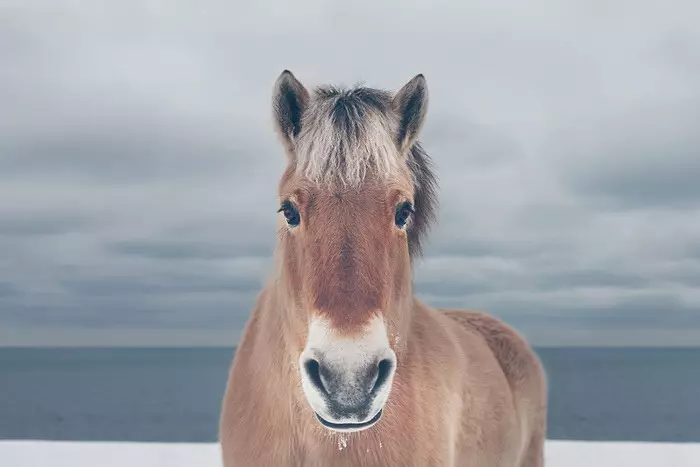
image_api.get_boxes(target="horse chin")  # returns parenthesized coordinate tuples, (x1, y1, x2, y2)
(314, 409, 383, 433)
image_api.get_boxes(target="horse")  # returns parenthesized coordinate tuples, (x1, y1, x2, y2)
(219, 70, 547, 466)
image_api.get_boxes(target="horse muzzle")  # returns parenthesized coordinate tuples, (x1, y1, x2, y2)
(298, 315, 397, 432)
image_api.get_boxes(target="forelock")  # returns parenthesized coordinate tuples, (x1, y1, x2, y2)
(294, 85, 401, 186)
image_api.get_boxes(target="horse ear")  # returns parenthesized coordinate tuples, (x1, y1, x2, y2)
(272, 70, 310, 155)
(392, 74, 428, 154)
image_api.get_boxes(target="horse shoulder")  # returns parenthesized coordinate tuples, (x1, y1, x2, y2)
(439, 307, 548, 449)
(439, 309, 544, 391)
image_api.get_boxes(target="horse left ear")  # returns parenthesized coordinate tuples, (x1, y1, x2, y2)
(392, 74, 428, 154)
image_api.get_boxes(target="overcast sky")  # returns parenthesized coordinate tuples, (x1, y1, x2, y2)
(1, 0, 699, 346)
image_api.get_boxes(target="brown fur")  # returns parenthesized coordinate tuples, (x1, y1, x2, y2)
(219, 72, 547, 466)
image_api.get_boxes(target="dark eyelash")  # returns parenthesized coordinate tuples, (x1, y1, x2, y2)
(277, 201, 292, 213)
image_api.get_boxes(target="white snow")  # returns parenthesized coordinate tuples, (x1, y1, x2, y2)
(0, 440, 698, 466)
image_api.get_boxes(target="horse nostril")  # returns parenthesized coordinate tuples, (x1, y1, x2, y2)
(371, 358, 394, 394)
(304, 359, 328, 395)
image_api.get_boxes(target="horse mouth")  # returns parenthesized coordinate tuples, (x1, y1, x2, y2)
(315, 409, 383, 432)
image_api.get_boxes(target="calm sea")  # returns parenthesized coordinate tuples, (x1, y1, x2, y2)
(0, 347, 698, 442)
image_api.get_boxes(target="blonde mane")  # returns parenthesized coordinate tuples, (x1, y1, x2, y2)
(294, 86, 401, 187)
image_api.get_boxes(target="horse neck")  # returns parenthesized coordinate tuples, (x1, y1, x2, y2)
(253, 283, 298, 362)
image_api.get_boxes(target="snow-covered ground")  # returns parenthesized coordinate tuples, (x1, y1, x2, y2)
(1, 440, 698, 466)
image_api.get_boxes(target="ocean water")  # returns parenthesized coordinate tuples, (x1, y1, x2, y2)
(0, 347, 698, 443)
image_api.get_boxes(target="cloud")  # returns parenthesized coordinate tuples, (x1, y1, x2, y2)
(0, 0, 699, 346)
(550, 100, 700, 210)
(0, 283, 18, 297)
(0, 212, 100, 236)
(0, 126, 239, 183)
(107, 239, 267, 261)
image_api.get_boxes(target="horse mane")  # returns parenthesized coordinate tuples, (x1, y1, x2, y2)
(406, 142, 438, 257)
(292, 84, 437, 258)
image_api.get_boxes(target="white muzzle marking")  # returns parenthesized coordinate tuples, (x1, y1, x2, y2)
(299, 315, 397, 432)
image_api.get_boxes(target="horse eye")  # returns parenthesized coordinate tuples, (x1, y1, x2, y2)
(395, 202, 414, 229)
(278, 201, 300, 227)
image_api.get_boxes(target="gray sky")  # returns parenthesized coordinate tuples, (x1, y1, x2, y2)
(1, 0, 699, 346)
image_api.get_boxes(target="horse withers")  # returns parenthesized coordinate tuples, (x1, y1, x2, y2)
(219, 71, 547, 466)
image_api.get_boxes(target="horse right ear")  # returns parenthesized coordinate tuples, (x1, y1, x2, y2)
(272, 70, 310, 155)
